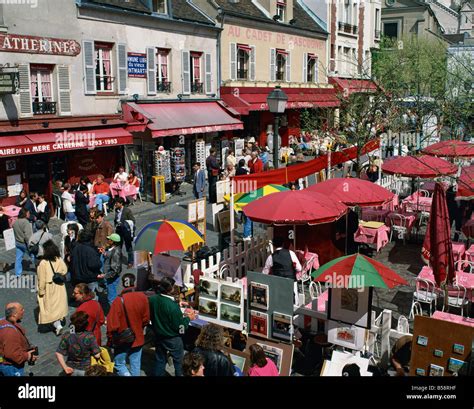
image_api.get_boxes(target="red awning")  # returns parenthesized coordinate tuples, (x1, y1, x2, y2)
(220, 86, 340, 115)
(329, 77, 378, 96)
(0, 127, 132, 158)
(124, 101, 243, 138)
(237, 44, 252, 52)
(276, 48, 288, 55)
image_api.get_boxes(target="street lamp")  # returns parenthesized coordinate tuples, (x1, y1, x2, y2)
(267, 86, 288, 168)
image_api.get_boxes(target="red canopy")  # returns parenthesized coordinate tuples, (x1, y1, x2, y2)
(422, 140, 474, 158)
(306, 178, 394, 207)
(243, 190, 348, 225)
(422, 183, 455, 286)
(456, 165, 474, 200)
(232, 139, 380, 193)
(381, 155, 458, 178)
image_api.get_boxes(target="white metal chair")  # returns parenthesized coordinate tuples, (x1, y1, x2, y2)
(411, 301, 423, 318)
(309, 281, 323, 300)
(297, 255, 317, 305)
(389, 214, 408, 244)
(409, 278, 438, 319)
(418, 189, 431, 198)
(455, 259, 474, 274)
(396, 315, 410, 334)
(443, 283, 469, 317)
(52, 193, 62, 219)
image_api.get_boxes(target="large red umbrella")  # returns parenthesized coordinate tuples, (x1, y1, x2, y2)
(421, 183, 455, 286)
(456, 165, 474, 200)
(243, 190, 348, 225)
(381, 155, 458, 178)
(306, 178, 394, 207)
(423, 140, 474, 158)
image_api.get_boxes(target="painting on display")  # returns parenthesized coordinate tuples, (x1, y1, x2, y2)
(249, 282, 269, 310)
(250, 310, 268, 338)
(327, 320, 366, 351)
(272, 312, 293, 342)
(328, 287, 373, 329)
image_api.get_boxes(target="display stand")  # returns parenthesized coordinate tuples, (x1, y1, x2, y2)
(187, 197, 207, 257)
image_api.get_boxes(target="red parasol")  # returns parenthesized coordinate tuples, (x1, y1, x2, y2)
(243, 190, 348, 225)
(456, 165, 474, 201)
(423, 140, 474, 158)
(421, 183, 455, 286)
(381, 155, 458, 178)
(305, 178, 394, 207)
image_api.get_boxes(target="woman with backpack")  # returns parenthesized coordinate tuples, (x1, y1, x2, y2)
(37, 240, 68, 336)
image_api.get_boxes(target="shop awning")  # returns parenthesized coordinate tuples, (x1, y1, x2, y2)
(0, 127, 133, 158)
(220, 87, 340, 115)
(124, 101, 244, 138)
(328, 77, 378, 96)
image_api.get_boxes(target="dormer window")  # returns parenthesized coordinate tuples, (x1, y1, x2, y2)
(153, 0, 167, 14)
(277, 1, 286, 22)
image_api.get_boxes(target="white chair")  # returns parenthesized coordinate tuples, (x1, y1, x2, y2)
(411, 301, 423, 318)
(443, 283, 469, 317)
(396, 315, 410, 334)
(409, 278, 438, 318)
(309, 281, 323, 300)
(52, 193, 62, 219)
(455, 259, 474, 274)
(419, 189, 431, 198)
(389, 214, 408, 244)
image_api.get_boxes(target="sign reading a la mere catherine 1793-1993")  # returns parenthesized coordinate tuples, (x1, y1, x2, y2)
(0, 34, 81, 56)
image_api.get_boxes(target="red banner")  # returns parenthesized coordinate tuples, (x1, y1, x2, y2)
(231, 139, 380, 193)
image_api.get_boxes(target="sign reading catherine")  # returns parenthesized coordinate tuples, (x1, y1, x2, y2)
(0, 34, 81, 56)
(128, 53, 147, 78)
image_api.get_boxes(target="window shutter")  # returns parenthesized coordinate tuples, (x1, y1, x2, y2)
(146, 47, 157, 95)
(18, 64, 32, 117)
(82, 40, 96, 95)
(57, 65, 72, 116)
(205, 53, 212, 95)
(117, 43, 127, 95)
(285, 51, 291, 82)
(230, 43, 237, 80)
(249, 45, 256, 81)
(270, 48, 276, 82)
(314, 57, 319, 83)
(303, 53, 307, 82)
(182, 50, 190, 95)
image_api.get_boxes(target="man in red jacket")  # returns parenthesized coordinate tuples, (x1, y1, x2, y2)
(0, 303, 38, 376)
(107, 273, 150, 376)
(74, 283, 105, 346)
(248, 151, 264, 174)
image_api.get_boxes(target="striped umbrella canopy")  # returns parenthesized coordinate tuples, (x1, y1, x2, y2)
(224, 184, 289, 211)
(311, 254, 408, 289)
(134, 219, 204, 255)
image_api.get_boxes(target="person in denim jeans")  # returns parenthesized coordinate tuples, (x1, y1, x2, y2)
(91, 175, 110, 212)
(98, 233, 122, 306)
(148, 278, 198, 376)
(107, 274, 150, 376)
(12, 209, 33, 277)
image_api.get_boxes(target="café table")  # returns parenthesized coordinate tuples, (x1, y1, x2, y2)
(110, 182, 138, 201)
(432, 311, 474, 328)
(360, 208, 391, 223)
(354, 221, 390, 252)
(465, 244, 474, 263)
(386, 211, 417, 235)
(381, 194, 400, 212)
(402, 193, 432, 213)
(418, 266, 474, 288)
(452, 242, 466, 262)
(295, 250, 320, 272)
(3, 205, 20, 227)
(304, 288, 329, 312)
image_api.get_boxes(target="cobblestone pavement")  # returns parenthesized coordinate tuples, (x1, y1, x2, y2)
(0, 180, 428, 376)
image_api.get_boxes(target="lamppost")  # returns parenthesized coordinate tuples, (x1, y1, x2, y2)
(267, 86, 288, 168)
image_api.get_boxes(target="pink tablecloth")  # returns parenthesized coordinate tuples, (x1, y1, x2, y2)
(360, 208, 390, 222)
(110, 182, 138, 200)
(465, 244, 474, 262)
(452, 242, 466, 262)
(3, 205, 20, 227)
(402, 193, 432, 213)
(295, 250, 320, 271)
(304, 288, 329, 312)
(386, 211, 417, 234)
(432, 311, 474, 327)
(418, 266, 474, 290)
(381, 194, 400, 211)
(354, 224, 390, 252)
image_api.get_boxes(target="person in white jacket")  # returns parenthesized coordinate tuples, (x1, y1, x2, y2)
(61, 184, 76, 222)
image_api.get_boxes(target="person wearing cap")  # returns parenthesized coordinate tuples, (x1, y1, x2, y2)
(98, 233, 122, 306)
(28, 220, 53, 259)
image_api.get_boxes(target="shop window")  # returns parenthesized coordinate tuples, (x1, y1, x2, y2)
(95, 42, 114, 92)
(153, 0, 167, 14)
(157, 48, 171, 93)
(237, 45, 250, 80)
(277, 1, 286, 22)
(190, 52, 203, 94)
(30, 64, 56, 115)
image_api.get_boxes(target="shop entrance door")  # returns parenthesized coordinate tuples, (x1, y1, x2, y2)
(27, 155, 50, 195)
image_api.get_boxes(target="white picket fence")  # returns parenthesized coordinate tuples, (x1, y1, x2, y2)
(378, 175, 412, 197)
(183, 234, 270, 280)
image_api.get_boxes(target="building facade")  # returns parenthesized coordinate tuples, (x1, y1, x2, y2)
(0, 0, 242, 201)
(193, 0, 339, 148)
